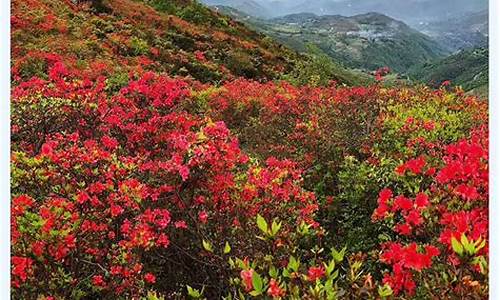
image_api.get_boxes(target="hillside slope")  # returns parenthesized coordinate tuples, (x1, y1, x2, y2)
(10, 0, 489, 299)
(11, 0, 300, 83)
(408, 47, 488, 96)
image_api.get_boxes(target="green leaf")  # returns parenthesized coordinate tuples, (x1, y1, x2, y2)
(249, 290, 261, 296)
(256, 214, 268, 235)
(325, 260, 335, 276)
(378, 284, 393, 297)
(451, 237, 464, 256)
(282, 268, 290, 278)
(464, 242, 475, 255)
(331, 269, 339, 280)
(235, 258, 246, 269)
(271, 220, 282, 236)
(186, 285, 201, 298)
(269, 266, 278, 278)
(224, 242, 231, 254)
(251, 271, 263, 293)
(475, 237, 486, 251)
(331, 247, 346, 263)
(288, 256, 299, 272)
(298, 221, 311, 235)
(202, 240, 213, 253)
(461, 234, 469, 247)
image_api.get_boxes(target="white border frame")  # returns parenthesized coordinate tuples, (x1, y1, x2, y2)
(490, 0, 499, 297)
(0, 0, 10, 298)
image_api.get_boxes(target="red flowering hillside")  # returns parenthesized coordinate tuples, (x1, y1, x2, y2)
(11, 0, 488, 299)
(12, 0, 302, 83)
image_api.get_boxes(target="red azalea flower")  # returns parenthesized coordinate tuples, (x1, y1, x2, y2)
(405, 210, 423, 226)
(144, 273, 156, 284)
(394, 196, 413, 212)
(92, 275, 105, 287)
(425, 245, 440, 257)
(198, 211, 208, 224)
(12, 257, 33, 282)
(415, 193, 429, 208)
(395, 223, 412, 235)
(174, 220, 188, 229)
(405, 156, 426, 174)
(395, 164, 406, 175)
(101, 135, 119, 150)
(267, 279, 285, 298)
(157, 233, 170, 248)
(307, 265, 325, 282)
(379, 188, 393, 204)
(240, 269, 254, 292)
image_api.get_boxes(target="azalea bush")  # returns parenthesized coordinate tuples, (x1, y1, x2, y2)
(11, 56, 488, 299)
(372, 125, 488, 298)
(11, 0, 489, 298)
(11, 65, 319, 298)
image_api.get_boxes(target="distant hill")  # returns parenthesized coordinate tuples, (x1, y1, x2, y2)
(416, 10, 488, 52)
(215, 9, 448, 73)
(408, 47, 488, 97)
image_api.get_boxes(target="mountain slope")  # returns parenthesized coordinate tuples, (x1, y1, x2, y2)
(216, 10, 448, 73)
(11, 0, 300, 83)
(408, 47, 488, 96)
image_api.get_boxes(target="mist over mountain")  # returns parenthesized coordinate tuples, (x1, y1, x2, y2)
(201, 0, 488, 25)
(416, 10, 488, 51)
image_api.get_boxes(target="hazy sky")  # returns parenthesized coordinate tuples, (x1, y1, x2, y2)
(204, 0, 488, 24)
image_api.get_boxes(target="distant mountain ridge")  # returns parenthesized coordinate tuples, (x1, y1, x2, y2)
(201, 0, 487, 25)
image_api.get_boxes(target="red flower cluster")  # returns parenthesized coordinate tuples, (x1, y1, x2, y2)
(11, 62, 319, 297)
(307, 266, 325, 282)
(267, 279, 286, 298)
(373, 125, 488, 296)
(381, 242, 440, 295)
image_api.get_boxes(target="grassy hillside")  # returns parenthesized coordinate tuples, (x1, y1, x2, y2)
(408, 47, 488, 96)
